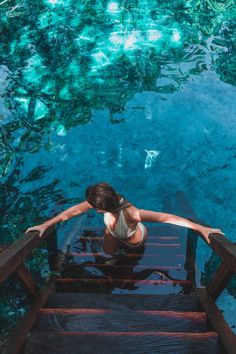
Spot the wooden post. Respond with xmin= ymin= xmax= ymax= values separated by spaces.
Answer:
xmin=0 ymin=227 xmax=54 ymax=286
xmin=46 ymin=227 xmax=59 ymax=272
xmin=197 ymin=288 xmax=236 ymax=354
xmin=12 ymin=263 xmax=38 ymax=297
xmin=184 ymin=229 xmax=198 ymax=289
xmin=1 ymin=273 xmax=59 ymax=354
xmin=207 ymin=262 xmax=234 ymax=301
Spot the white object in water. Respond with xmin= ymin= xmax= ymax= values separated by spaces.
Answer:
xmin=144 ymin=149 xmax=160 ymax=169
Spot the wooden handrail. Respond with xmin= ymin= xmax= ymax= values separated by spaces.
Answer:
xmin=0 ymin=226 xmax=55 ymax=285
xmin=0 ymin=226 xmax=59 ymax=354
xmin=197 ymin=288 xmax=236 ymax=354
xmin=177 ymin=192 xmax=236 ymax=354
xmin=188 ymin=216 xmax=236 ymax=273
xmin=179 ymin=195 xmax=236 ymax=301
xmin=1 ymin=273 xmax=59 ymax=354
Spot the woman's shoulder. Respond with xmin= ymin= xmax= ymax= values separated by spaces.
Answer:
xmin=123 ymin=204 xmax=141 ymax=223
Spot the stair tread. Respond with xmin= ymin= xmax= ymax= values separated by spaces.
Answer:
xmin=61 ymin=263 xmax=187 ymax=282
xmin=54 ymin=278 xmax=192 ymax=294
xmin=56 ymin=278 xmax=190 ymax=284
xmin=70 ymin=254 xmax=186 ymax=269
xmin=46 ymin=293 xmax=199 ymax=311
xmin=24 ymin=331 xmax=219 ymax=354
xmin=36 ymin=308 xmax=206 ymax=332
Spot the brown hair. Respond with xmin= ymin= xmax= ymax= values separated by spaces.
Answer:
xmin=85 ymin=182 xmax=131 ymax=212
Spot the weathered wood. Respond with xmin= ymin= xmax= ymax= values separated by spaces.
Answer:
xmin=1 ymin=273 xmax=59 ymax=354
xmin=63 ymin=264 xmax=183 ymax=270
xmin=209 ymin=236 xmax=236 ymax=273
xmin=0 ymin=226 xmax=55 ymax=285
xmin=24 ymin=331 xmax=219 ymax=354
xmin=207 ymin=263 xmax=234 ymax=301
xmin=197 ymin=288 xmax=236 ymax=354
xmin=0 ymin=244 xmax=9 ymax=252
xmin=0 ymin=243 xmax=38 ymax=296
xmin=12 ymin=263 xmax=38 ymax=297
xmin=184 ymin=229 xmax=198 ymax=288
xmin=45 ymin=293 xmax=200 ymax=311
xmin=55 ymin=278 xmax=191 ymax=285
xmin=46 ymin=227 xmax=59 ymax=272
xmin=55 ymin=277 xmax=192 ymax=294
xmin=71 ymin=252 xmax=185 ymax=258
xmin=188 ymin=216 xmax=236 ymax=273
xmin=37 ymin=309 xmax=207 ymax=333
xmin=78 ymin=236 xmax=180 ymax=241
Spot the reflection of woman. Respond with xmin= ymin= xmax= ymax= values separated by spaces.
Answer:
xmin=25 ymin=181 xmax=225 ymax=253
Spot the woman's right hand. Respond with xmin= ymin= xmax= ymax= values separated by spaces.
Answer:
xmin=25 ymin=223 xmax=49 ymax=238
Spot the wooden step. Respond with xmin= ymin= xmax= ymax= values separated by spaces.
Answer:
xmin=36 ymin=308 xmax=207 ymax=333
xmin=54 ymin=278 xmax=192 ymax=294
xmin=77 ymin=236 xmax=180 ymax=242
xmin=71 ymin=252 xmax=184 ymax=257
xmin=24 ymin=331 xmax=219 ymax=354
xmin=63 ymin=264 xmax=183 ymax=271
xmin=45 ymin=293 xmax=200 ymax=311
xmin=61 ymin=263 xmax=187 ymax=281
xmin=71 ymin=254 xmax=185 ymax=267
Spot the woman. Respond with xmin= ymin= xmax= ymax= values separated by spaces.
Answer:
xmin=25 ymin=181 xmax=225 ymax=254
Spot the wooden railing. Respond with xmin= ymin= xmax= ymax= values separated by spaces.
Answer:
xmin=190 ymin=218 xmax=236 ymax=354
xmin=188 ymin=216 xmax=236 ymax=301
xmin=176 ymin=191 xmax=236 ymax=354
xmin=0 ymin=226 xmax=60 ymax=354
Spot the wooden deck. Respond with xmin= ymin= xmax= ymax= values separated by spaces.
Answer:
xmin=0 ymin=191 xmax=236 ymax=353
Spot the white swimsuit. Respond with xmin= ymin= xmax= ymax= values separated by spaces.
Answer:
xmin=104 ymin=208 xmax=146 ymax=246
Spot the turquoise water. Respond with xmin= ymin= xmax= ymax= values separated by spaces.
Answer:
xmin=0 ymin=0 xmax=236 ymax=341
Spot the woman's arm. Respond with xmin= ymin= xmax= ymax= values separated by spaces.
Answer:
xmin=138 ymin=209 xmax=225 ymax=244
xmin=25 ymin=200 xmax=93 ymax=237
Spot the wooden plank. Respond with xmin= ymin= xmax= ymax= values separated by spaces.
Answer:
xmin=1 ymin=273 xmax=59 ymax=354
xmin=63 ymin=264 xmax=183 ymax=270
xmin=209 ymin=237 xmax=236 ymax=273
xmin=45 ymin=293 xmax=200 ymax=311
xmin=78 ymin=236 xmax=180 ymax=241
xmin=197 ymin=288 xmax=236 ymax=354
xmin=24 ymin=331 xmax=219 ymax=354
xmin=188 ymin=216 xmax=236 ymax=273
xmin=46 ymin=228 xmax=59 ymax=272
xmin=55 ymin=278 xmax=192 ymax=294
xmin=56 ymin=278 xmax=191 ymax=285
xmin=0 ymin=226 xmax=55 ymax=285
xmin=36 ymin=309 xmax=207 ymax=333
xmin=207 ymin=263 xmax=234 ymax=301
xmin=0 ymin=244 xmax=9 ymax=252
xmin=70 ymin=252 xmax=185 ymax=257
xmin=1 ymin=243 xmax=38 ymax=296
xmin=174 ymin=193 xmax=198 ymax=287
xmin=184 ymin=229 xmax=198 ymax=288
xmin=12 ymin=263 xmax=38 ymax=297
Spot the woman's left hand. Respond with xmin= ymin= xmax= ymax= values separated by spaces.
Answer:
xmin=200 ymin=226 xmax=225 ymax=244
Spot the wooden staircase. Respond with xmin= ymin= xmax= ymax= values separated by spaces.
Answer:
xmin=1 ymin=191 xmax=236 ymax=354
xmin=24 ymin=293 xmax=218 ymax=354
